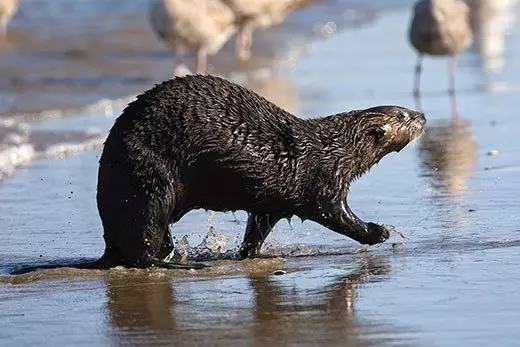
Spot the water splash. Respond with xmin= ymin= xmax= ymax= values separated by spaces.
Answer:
xmin=173 ymin=226 xmax=236 ymax=262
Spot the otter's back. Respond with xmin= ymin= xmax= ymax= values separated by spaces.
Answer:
xmin=107 ymin=75 xmax=303 ymax=153
xmin=99 ymin=75 xmax=309 ymax=211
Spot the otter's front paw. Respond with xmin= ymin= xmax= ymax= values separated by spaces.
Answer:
xmin=362 ymin=222 xmax=391 ymax=245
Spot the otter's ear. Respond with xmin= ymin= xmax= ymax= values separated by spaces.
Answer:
xmin=367 ymin=125 xmax=387 ymax=141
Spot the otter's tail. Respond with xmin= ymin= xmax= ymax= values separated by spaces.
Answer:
xmin=10 ymin=253 xmax=210 ymax=275
xmin=9 ymin=252 xmax=118 ymax=275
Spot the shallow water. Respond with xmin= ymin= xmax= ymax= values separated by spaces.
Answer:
xmin=0 ymin=0 xmax=384 ymax=180
xmin=0 ymin=0 xmax=384 ymax=119
xmin=1 ymin=1 xmax=520 ymax=346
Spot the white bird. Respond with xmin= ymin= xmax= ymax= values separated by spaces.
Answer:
xmin=409 ymin=0 xmax=473 ymax=96
xmin=0 ymin=0 xmax=20 ymax=39
xmin=221 ymin=0 xmax=309 ymax=61
xmin=149 ymin=0 xmax=237 ymax=74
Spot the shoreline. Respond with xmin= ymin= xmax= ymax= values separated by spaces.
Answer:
xmin=0 ymin=0 xmax=381 ymax=120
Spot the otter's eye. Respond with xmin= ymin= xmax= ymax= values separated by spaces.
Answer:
xmin=367 ymin=126 xmax=386 ymax=141
xmin=397 ymin=111 xmax=409 ymax=120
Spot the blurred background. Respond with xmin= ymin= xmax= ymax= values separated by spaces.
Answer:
xmin=0 ymin=1 xmax=520 ymax=346
xmin=0 ymin=0 xmax=518 ymax=177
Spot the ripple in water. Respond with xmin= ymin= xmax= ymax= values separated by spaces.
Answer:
xmin=0 ymin=118 xmax=105 ymax=180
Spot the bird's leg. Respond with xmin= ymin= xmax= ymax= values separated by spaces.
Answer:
xmin=196 ymin=50 xmax=207 ymax=74
xmin=413 ymin=55 xmax=423 ymax=98
xmin=413 ymin=55 xmax=423 ymax=112
xmin=243 ymin=27 xmax=253 ymax=58
xmin=236 ymin=26 xmax=253 ymax=61
xmin=448 ymin=55 xmax=459 ymax=119
xmin=172 ymin=56 xmax=192 ymax=77
xmin=448 ymin=55 xmax=457 ymax=96
xmin=236 ymin=31 xmax=243 ymax=59
xmin=450 ymin=90 xmax=459 ymax=119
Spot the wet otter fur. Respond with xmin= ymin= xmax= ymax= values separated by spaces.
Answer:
xmin=11 ymin=75 xmax=425 ymax=274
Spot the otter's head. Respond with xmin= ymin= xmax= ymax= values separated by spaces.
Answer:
xmin=346 ymin=105 xmax=426 ymax=177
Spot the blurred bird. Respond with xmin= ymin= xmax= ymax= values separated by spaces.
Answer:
xmin=409 ymin=0 xmax=473 ymax=97
xmin=222 ymin=0 xmax=309 ymax=61
xmin=149 ymin=0 xmax=237 ymax=74
xmin=0 ymin=0 xmax=20 ymax=39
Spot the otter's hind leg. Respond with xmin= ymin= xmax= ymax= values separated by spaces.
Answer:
xmin=158 ymin=227 xmax=175 ymax=261
xmin=239 ymin=212 xmax=283 ymax=258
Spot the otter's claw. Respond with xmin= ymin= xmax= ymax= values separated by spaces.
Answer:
xmin=363 ymin=223 xmax=391 ymax=245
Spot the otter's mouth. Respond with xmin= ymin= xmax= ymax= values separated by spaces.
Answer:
xmin=394 ymin=112 xmax=427 ymax=152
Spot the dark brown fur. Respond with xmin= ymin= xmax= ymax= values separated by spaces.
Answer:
xmin=12 ymin=75 xmax=425 ymax=274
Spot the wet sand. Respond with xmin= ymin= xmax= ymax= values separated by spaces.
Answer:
xmin=1 ymin=0 xmax=520 ymax=346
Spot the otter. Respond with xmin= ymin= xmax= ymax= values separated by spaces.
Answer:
xmin=11 ymin=75 xmax=425 ymax=274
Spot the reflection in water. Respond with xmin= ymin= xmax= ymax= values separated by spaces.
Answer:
xmin=418 ymin=117 xmax=478 ymax=204
xmin=469 ymin=0 xmax=518 ymax=74
xmin=104 ymin=256 xmax=410 ymax=347
xmin=248 ymin=257 xmax=392 ymax=346
xmin=105 ymin=273 xmax=178 ymax=346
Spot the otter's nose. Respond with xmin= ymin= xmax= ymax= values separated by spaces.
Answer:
xmin=415 ymin=112 xmax=426 ymax=126
xmin=407 ymin=109 xmax=426 ymax=126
